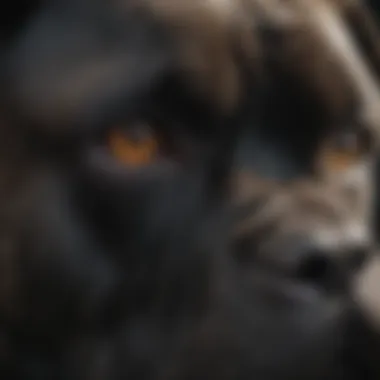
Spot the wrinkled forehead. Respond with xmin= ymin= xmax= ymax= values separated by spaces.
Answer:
xmin=3 ymin=0 xmax=380 ymax=142
xmin=3 ymin=0 xmax=249 ymax=131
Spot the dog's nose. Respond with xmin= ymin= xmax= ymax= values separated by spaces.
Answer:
xmin=288 ymin=240 xmax=368 ymax=291
xmin=260 ymin=236 xmax=369 ymax=291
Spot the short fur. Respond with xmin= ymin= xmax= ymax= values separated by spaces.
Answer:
xmin=2 ymin=1 xmax=380 ymax=379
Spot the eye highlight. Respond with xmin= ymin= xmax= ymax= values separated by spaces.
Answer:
xmin=107 ymin=123 xmax=159 ymax=166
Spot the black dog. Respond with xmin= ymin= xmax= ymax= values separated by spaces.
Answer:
xmin=2 ymin=1 xmax=380 ymax=379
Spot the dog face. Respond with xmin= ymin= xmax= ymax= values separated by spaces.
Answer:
xmin=1 ymin=1 xmax=380 ymax=379
xmin=230 ymin=0 xmax=380 ymax=294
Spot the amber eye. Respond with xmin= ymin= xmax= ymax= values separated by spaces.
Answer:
xmin=317 ymin=129 xmax=371 ymax=173
xmin=107 ymin=123 xmax=159 ymax=166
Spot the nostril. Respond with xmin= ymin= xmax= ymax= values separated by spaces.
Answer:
xmin=295 ymin=251 xmax=333 ymax=285
xmin=294 ymin=246 xmax=369 ymax=290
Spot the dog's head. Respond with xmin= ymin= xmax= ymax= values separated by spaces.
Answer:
xmin=1 ymin=1 xmax=380 ymax=379
xmin=230 ymin=0 xmax=380 ymax=294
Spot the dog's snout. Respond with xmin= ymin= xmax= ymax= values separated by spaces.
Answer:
xmin=283 ymin=239 xmax=369 ymax=291
xmin=234 ymin=171 xmax=373 ymax=293
xmin=296 ymin=246 xmax=367 ymax=287
xmin=255 ymin=233 xmax=370 ymax=292
xmin=294 ymin=247 xmax=333 ymax=285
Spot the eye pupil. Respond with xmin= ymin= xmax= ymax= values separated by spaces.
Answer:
xmin=108 ymin=127 xmax=158 ymax=166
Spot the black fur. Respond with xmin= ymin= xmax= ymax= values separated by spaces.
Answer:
xmin=1 ymin=2 xmax=380 ymax=380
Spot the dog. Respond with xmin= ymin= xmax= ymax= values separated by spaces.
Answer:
xmin=2 ymin=1 xmax=380 ymax=379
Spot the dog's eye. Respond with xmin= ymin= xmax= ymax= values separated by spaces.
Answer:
xmin=107 ymin=123 xmax=160 ymax=166
xmin=318 ymin=129 xmax=371 ymax=173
